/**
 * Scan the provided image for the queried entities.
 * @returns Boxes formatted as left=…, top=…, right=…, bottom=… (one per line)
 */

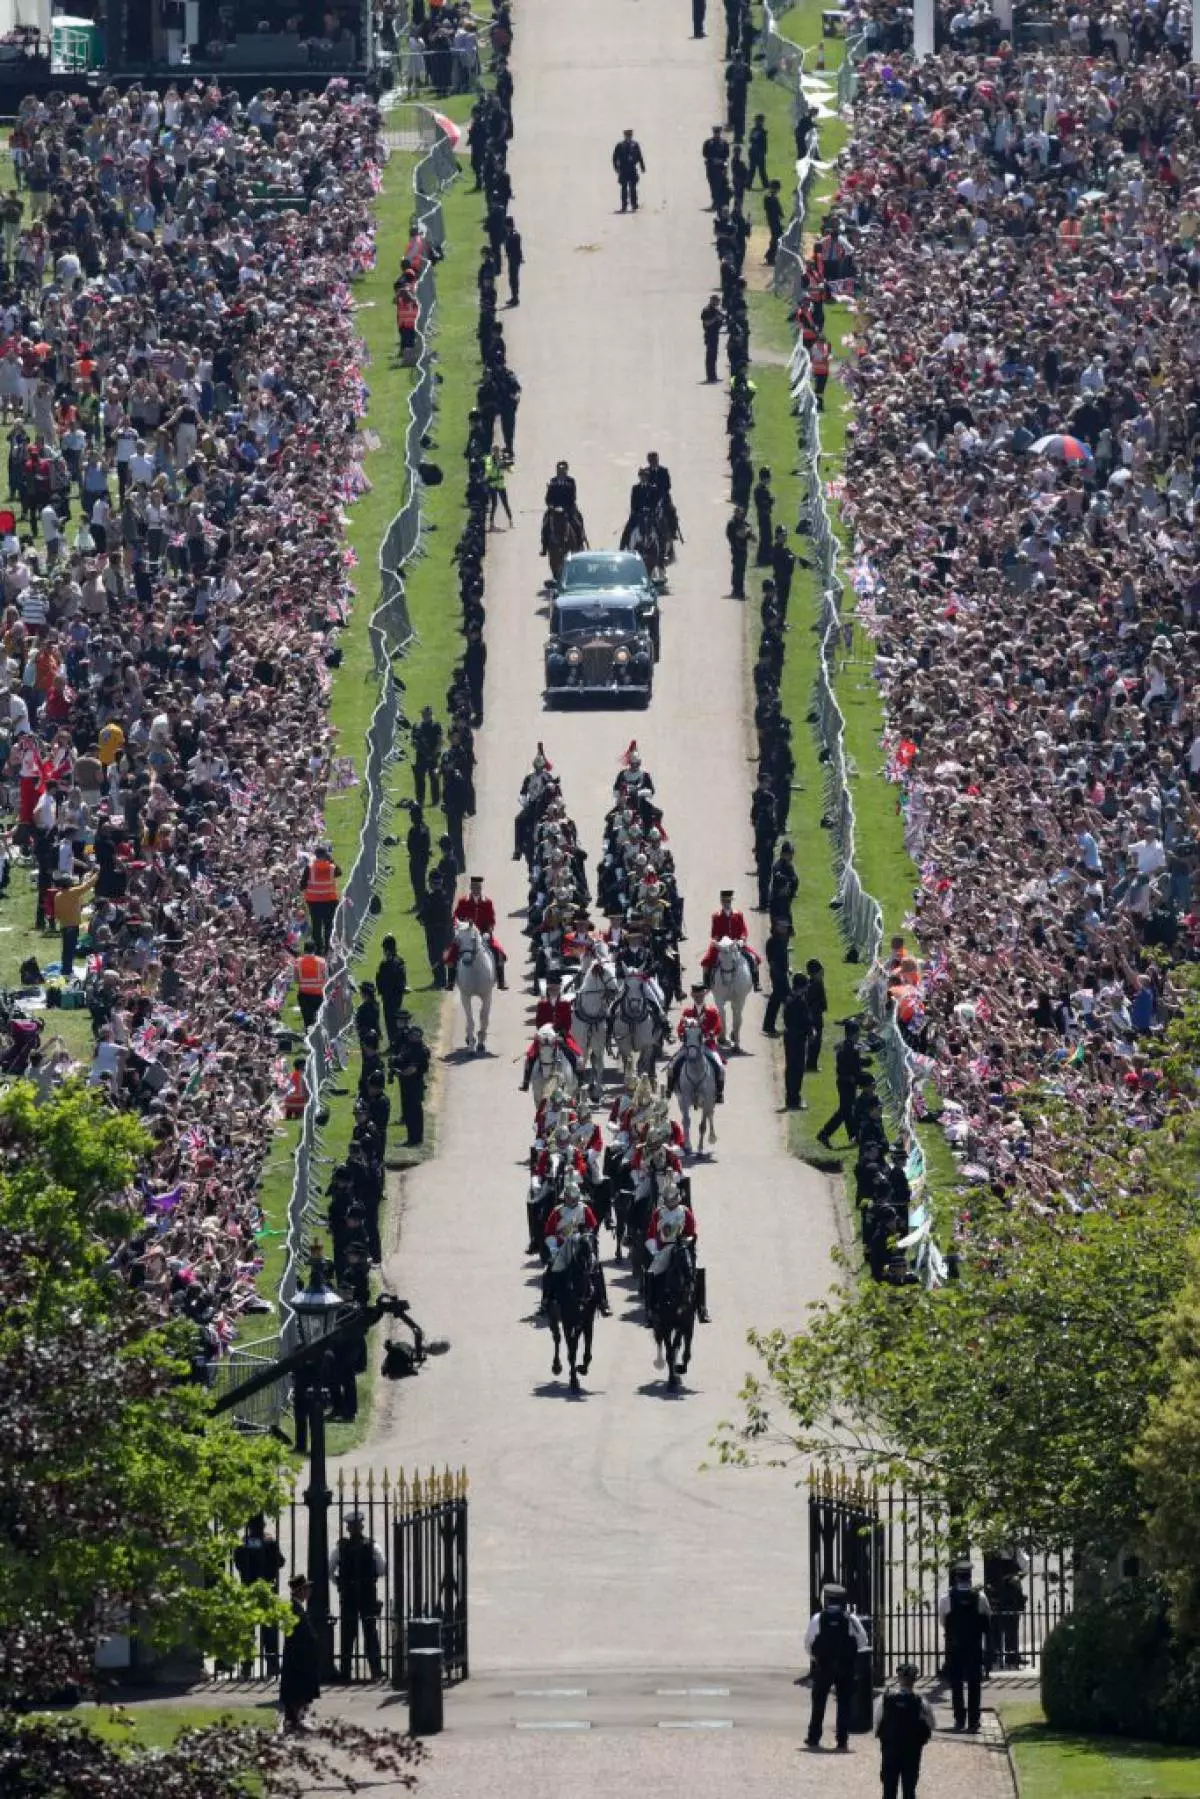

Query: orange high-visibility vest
left=297, top=953, right=327, bottom=994
left=305, top=858, right=338, bottom=904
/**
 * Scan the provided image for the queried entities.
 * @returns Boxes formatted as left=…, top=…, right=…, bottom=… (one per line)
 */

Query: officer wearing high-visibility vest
left=301, top=844, right=340, bottom=953
left=394, top=280, right=419, bottom=359
left=484, top=448, right=512, bottom=528
left=295, top=942, right=327, bottom=1031
left=810, top=337, right=831, bottom=410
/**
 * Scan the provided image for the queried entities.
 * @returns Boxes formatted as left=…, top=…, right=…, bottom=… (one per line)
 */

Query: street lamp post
left=292, top=1260, right=345, bottom=1682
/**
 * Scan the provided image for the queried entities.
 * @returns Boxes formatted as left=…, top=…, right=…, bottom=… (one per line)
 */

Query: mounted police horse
left=542, top=506, right=586, bottom=583
left=648, top=1237, right=697, bottom=1390
left=452, top=921, right=495, bottom=1053
left=547, top=1229, right=600, bottom=1392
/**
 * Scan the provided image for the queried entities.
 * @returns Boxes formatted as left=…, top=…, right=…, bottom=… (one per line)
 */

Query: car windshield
left=554, top=602, right=638, bottom=636
left=559, top=553, right=646, bottom=592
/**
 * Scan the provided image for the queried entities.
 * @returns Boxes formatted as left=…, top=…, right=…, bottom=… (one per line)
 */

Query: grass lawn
left=776, top=0, right=848, bottom=68
left=38, top=1701, right=277, bottom=1752
left=1001, top=1704, right=1200, bottom=1797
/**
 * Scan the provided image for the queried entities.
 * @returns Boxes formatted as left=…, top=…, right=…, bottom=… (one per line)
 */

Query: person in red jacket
left=520, top=974, right=581, bottom=1087
left=539, top=1173, right=611, bottom=1317
left=668, top=983, right=726, bottom=1103
left=700, top=888, right=761, bottom=989
left=644, top=1176, right=709, bottom=1322
left=444, top=875, right=508, bottom=987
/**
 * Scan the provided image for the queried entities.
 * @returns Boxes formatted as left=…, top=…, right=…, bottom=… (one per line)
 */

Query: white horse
left=568, top=951, right=616, bottom=1102
left=452, top=921, right=495, bottom=1053
left=530, top=1023, right=579, bottom=1109
left=673, top=1019, right=719, bottom=1155
left=709, top=936, right=753, bottom=1049
left=609, top=970, right=664, bottom=1077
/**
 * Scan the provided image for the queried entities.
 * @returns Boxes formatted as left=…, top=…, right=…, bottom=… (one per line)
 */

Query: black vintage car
left=544, top=590, right=654, bottom=706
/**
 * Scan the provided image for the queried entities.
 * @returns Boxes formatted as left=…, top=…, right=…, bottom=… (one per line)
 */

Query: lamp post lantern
left=291, top=1256, right=345, bottom=1681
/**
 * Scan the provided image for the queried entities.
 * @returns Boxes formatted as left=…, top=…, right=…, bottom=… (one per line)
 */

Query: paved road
left=351, top=0, right=843, bottom=1678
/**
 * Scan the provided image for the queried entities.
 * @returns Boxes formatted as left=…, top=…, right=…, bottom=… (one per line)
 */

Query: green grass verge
left=1000, top=1703, right=1200, bottom=1797
left=747, top=16, right=949, bottom=1189
left=776, top=0, right=847, bottom=67
left=35, top=1702, right=277, bottom=1752
left=249, top=156, right=486, bottom=1432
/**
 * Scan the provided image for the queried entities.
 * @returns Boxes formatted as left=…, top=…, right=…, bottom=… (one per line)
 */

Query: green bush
left=1041, top=1579, right=1200, bottom=1745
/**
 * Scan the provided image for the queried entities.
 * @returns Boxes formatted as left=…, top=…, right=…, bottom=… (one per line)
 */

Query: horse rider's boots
left=538, top=1268, right=552, bottom=1316
left=595, top=1267, right=612, bottom=1317
left=494, top=946, right=508, bottom=990
left=445, top=963, right=457, bottom=990
left=696, top=1267, right=711, bottom=1323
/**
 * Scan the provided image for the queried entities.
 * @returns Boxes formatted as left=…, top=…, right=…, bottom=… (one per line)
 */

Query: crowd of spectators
left=383, top=0, right=512, bottom=99
left=809, top=38, right=1199, bottom=1209
left=0, top=78, right=387, bottom=1353
left=838, top=0, right=1193, bottom=62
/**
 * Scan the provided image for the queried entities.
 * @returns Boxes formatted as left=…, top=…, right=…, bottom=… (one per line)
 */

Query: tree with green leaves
left=716, top=986, right=1200, bottom=1566
left=1134, top=1238, right=1200, bottom=1639
left=0, top=1080, right=420, bottom=1793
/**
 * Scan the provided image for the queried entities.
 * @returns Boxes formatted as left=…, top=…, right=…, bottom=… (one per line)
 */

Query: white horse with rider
left=567, top=947, right=617, bottom=1102
left=529, top=1023, right=579, bottom=1109
left=452, top=921, right=495, bottom=1053
left=609, top=967, right=666, bottom=1077
left=708, top=936, right=753, bottom=1049
left=673, top=1018, right=719, bottom=1154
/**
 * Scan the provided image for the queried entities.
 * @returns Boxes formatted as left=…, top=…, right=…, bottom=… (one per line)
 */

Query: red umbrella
left=432, top=113, right=462, bottom=149
left=1030, top=434, right=1093, bottom=464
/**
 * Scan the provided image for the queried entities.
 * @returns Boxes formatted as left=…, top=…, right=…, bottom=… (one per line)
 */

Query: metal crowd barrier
left=217, top=117, right=463, bottom=1421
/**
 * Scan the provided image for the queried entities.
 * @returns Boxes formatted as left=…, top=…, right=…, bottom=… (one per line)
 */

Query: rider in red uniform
left=444, top=876, right=508, bottom=987
left=644, top=1179, right=709, bottom=1322
left=699, top=888, right=761, bottom=989
left=520, top=975, right=583, bottom=1088
left=540, top=1176, right=611, bottom=1316
left=668, top=983, right=726, bottom=1103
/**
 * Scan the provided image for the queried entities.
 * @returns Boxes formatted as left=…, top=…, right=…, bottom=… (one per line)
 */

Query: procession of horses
left=450, top=742, right=751, bottom=1392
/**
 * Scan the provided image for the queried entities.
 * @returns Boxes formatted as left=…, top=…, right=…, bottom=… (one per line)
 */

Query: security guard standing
left=301, top=843, right=340, bottom=953
left=392, top=1012, right=431, bottom=1147
left=702, top=124, right=730, bottom=210
left=761, top=914, right=791, bottom=1035
left=939, top=1560, right=991, bottom=1732
left=768, top=838, right=799, bottom=925
left=875, top=1663, right=935, bottom=1799
left=418, top=870, right=453, bottom=989
left=330, top=1513, right=385, bottom=1680
left=612, top=128, right=646, bottom=211
left=726, top=506, right=752, bottom=599
left=411, top=705, right=443, bottom=808
left=691, top=0, right=706, bottom=35
left=407, top=803, right=431, bottom=906
left=781, top=971, right=812, bottom=1108
left=295, top=943, right=327, bottom=1032
left=764, top=179, right=785, bottom=265
left=701, top=294, right=725, bottom=383
left=751, top=772, right=777, bottom=910
left=803, top=1582, right=868, bottom=1751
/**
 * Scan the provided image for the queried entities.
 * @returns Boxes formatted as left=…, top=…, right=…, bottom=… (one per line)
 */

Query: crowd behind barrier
left=0, top=78, right=454, bottom=1394
left=812, top=37, right=1199, bottom=1224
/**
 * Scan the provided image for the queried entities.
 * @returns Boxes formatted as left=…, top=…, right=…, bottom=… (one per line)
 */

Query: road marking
left=656, top=1687, right=731, bottom=1697
left=514, top=1687, right=588, bottom=1697
left=515, top=1719, right=591, bottom=1730
left=657, top=1719, right=734, bottom=1730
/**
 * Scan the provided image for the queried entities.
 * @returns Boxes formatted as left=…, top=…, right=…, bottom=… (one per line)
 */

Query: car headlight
left=566, top=646, right=582, bottom=665
left=614, top=647, right=630, bottom=665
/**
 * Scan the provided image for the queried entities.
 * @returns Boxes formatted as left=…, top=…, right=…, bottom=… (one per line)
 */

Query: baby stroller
left=1, top=1015, right=43, bottom=1075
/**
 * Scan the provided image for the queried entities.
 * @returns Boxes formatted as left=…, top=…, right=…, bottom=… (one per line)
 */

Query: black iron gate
left=215, top=1465, right=468, bottom=1686
left=807, top=1468, right=1072, bottom=1680
left=392, top=1467, right=469, bottom=1685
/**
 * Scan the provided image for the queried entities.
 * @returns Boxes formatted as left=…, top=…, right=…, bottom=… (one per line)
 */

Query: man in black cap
left=939, top=1560, right=991, bottom=1731
left=279, top=1574, right=321, bottom=1729
left=411, top=705, right=442, bottom=808
left=392, top=1012, right=431, bottom=1147
left=418, top=870, right=452, bottom=988
left=762, top=914, right=791, bottom=1035
left=803, top=1581, right=868, bottom=1751
left=375, top=935, right=408, bottom=1052
left=234, top=1515, right=285, bottom=1678
left=612, top=129, right=646, bottom=212
left=817, top=1019, right=866, bottom=1148
left=702, top=124, right=730, bottom=210
left=407, top=803, right=431, bottom=906
left=769, top=839, right=799, bottom=925
left=701, top=293, right=725, bottom=383
left=875, top=1662, right=935, bottom=1797
left=751, top=771, right=777, bottom=910
left=330, top=1513, right=385, bottom=1681
left=781, top=971, right=812, bottom=1109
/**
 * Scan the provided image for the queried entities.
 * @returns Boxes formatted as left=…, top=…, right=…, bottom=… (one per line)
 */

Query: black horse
left=527, top=1153, right=570, bottom=1257
left=648, top=1238, right=697, bottom=1390
left=547, top=1230, right=600, bottom=1392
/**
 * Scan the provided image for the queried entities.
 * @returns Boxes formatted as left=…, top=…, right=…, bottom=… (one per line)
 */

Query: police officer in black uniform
left=939, top=1560, right=991, bottom=1731
left=406, top=803, right=431, bottom=907
left=701, top=294, right=725, bottom=383
left=817, top=1018, right=866, bottom=1148
left=330, top=1513, right=385, bottom=1680
left=418, top=870, right=452, bottom=989
left=411, top=705, right=443, bottom=808
left=702, top=124, right=730, bottom=210
left=612, top=128, right=646, bottom=211
left=768, top=838, right=799, bottom=924
left=234, top=1515, right=285, bottom=1677
left=375, top=934, right=408, bottom=1052
left=726, top=506, right=751, bottom=599
left=751, top=772, right=777, bottom=910
left=762, top=914, right=791, bottom=1034
left=875, top=1662, right=935, bottom=1798
left=803, top=1582, right=868, bottom=1750
left=764, top=179, right=785, bottom=265
left=781, top=971, right=812, bottom=1109
left=392, top=1012, right=431, bottom=1147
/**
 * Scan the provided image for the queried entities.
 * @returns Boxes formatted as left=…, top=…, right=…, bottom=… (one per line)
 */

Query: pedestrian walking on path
left=612, top=129, right=646, bottom=211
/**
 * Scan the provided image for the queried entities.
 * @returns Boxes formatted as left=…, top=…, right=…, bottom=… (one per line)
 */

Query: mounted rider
left=533, top=1120, right=588, bottom=1185
left=540, top=460, right=587, bottom=560
left=609, top=950, right=668, bottom=1037
left=644, top=1174, right=709, bottom=1323
left=700, top=889, right=761, bottom=991
left=514, top=744, right=556, bottom=861
left=541, top=1172, right=611, bottom=1316
left=612, top=743, right=663, bottom=828
left=444, top=876, right=508, bottom=989
left=520, top=986, right=583, bottom=1089
left=667, top=982, right=726, bottom=1103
